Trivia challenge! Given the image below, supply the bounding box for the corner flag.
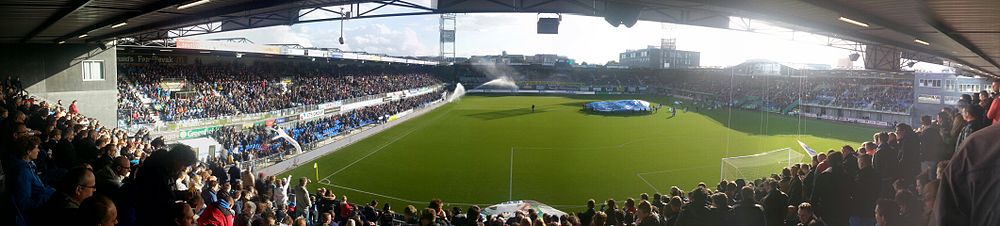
[797,140,818,157]
[314,162,319,181]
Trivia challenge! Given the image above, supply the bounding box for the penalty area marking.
[635,166,716,194]
[320,127,419,181]
[319,107,456,182]
[507,138,689,200]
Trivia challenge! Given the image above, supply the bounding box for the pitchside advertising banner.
[800,113,891,127]
[317,101,342,110]
[178,126,221,139]
[300,110,325,120]
[118,55,186,64]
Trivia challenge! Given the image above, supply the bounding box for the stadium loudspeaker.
[603,1,643,28]
[537,17,560,34]
[849,53,861,61]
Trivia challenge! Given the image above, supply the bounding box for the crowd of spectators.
[212,91,444,163]
[117,62,441,125]
[1,75,450,226]
[646,74,914,114]
[460,66,915,113]
[7,70,1000,226]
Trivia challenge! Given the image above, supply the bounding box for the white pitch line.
[636,173,661,194]
[318,181,422,204]
[317,181,495,206]
[635,166,716,176]
[322,127,418,181]
[321,108,455,181]
[635,166,715,193]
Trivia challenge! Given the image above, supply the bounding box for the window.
[959,84,980,92]
[919,79,942,88]
[944,80,956,91]
[944,96,961,105]
[82,60,104,81]
[917,94,941,104]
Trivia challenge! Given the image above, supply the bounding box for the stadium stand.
[4,66,997,226]
[460,65,915,115]
[117,62,441,125]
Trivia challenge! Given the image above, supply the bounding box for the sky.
[189,1,948,70]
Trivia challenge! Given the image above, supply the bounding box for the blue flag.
[797,140,818,157]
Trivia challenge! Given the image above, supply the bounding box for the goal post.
[720,148,805,182]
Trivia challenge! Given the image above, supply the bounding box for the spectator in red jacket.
[340,195,354,223]
[69,100,78,115]
[986,80,1000,124]
[199,191,235,226]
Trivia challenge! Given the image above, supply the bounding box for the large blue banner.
[585,100,652,112]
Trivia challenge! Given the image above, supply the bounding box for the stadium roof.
[2,0,998,77]
[0,0,351,44]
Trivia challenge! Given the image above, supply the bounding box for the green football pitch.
[281,94,880,211]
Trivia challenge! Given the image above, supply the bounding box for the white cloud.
[192,13,869,67]
[192,26,314,47]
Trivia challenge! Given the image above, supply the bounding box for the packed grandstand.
[459,65,915,115]
[4,55,999,226]
[116,62,443,126]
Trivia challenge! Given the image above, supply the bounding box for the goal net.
[720,148,805,182]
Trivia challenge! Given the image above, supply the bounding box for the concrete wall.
[0,44,118,126]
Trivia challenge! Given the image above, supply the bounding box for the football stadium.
[3,1,1000,226]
